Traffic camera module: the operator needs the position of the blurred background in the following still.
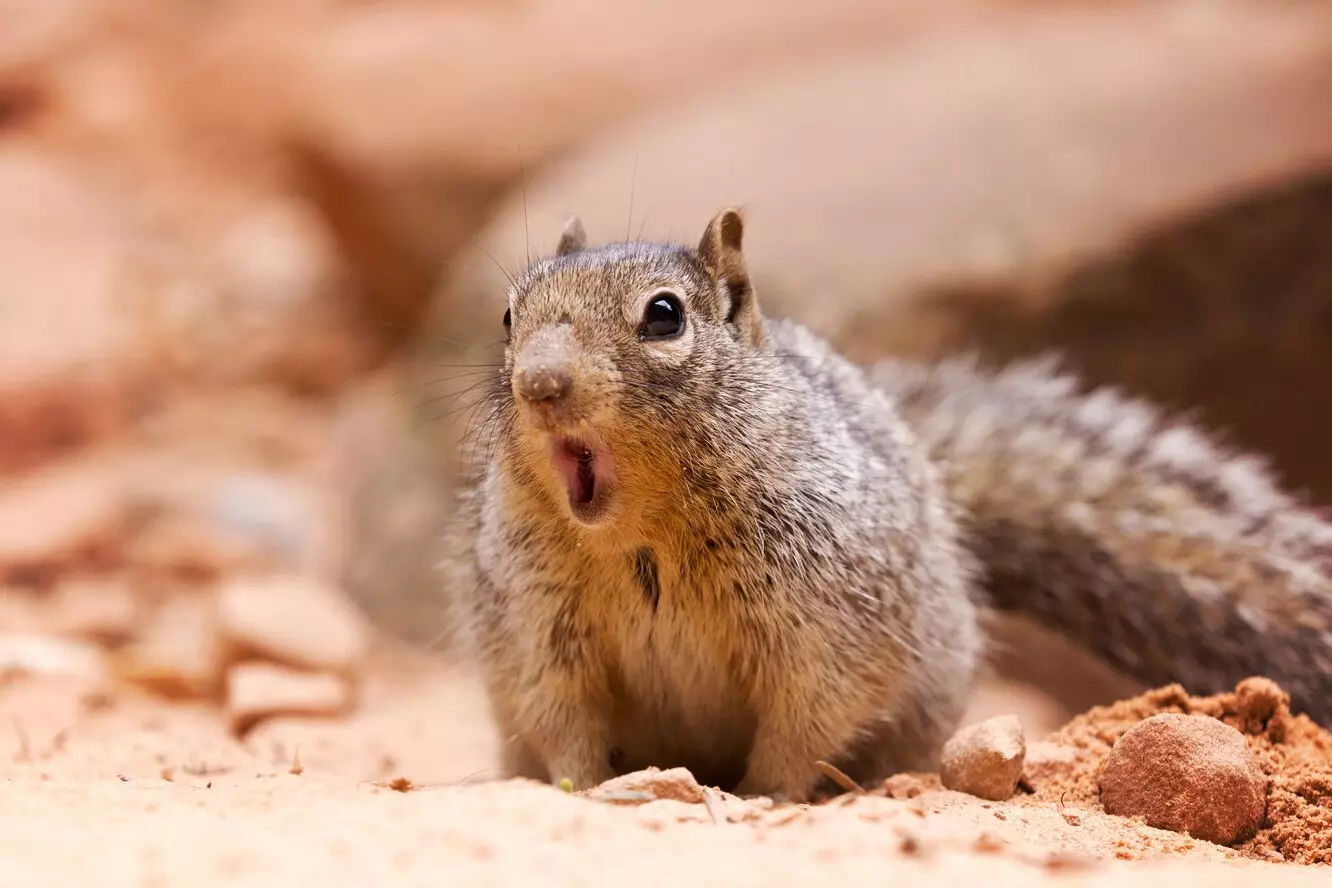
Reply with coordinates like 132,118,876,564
3,0,1332,750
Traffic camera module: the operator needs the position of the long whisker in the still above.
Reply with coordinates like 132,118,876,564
377,320,476,350
410,395,493,432
412,361,506,370
401,368,503,401
518,138,531,265
411,374,505,428
474,404,512,470
478,247,518,290
396,371,503,395
409,377,501,415
626,152,638,241
460,386,508,465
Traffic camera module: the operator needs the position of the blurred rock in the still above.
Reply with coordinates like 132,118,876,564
114,592,222,699
225,661,353,736
218,575,369,674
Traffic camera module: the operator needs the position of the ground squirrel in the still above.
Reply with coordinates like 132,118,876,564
443,208,1332,802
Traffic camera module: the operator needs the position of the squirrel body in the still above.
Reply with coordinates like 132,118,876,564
445,209,1332,801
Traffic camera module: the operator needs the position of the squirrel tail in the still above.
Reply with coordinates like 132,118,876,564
871,355,1332,723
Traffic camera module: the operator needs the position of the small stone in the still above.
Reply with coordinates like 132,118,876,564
1099,713,1267,846
585,767,707,804
218,575,369,673
939,714,1026,801
882,773,929,799
225,662,352,735
1233,677,1290,741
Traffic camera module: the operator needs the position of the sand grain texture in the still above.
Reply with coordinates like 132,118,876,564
4,645,1332,885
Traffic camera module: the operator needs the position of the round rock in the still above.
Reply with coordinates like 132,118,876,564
939,714,1026,801
1099,713,1268,845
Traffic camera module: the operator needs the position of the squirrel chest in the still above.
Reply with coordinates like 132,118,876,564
571,540,764,786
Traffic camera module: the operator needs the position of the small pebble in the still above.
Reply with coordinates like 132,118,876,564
225,662,352,735
1098,713,1267,846
882,773,927,799
940,714,1026,801
585,767,707,804
1233,676,1290,741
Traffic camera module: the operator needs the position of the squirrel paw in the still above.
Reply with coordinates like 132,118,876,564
733,776,809,805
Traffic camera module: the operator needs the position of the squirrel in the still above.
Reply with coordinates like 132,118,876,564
442,207,1332,803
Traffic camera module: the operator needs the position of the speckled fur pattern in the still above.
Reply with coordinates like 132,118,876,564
873,355,1332,723
442,211,1332,802
443,212,980,800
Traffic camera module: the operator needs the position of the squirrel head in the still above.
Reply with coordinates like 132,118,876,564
498,208,766,529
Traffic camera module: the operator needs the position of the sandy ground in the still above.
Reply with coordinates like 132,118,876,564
1,633,1328,887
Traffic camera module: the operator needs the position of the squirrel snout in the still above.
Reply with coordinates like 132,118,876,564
514,337,576,404
514,327,581,407
516,363,573,403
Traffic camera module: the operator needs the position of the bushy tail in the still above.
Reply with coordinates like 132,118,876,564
871,355,1332,723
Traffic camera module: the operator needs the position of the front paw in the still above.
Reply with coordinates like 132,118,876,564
545,755,615,794
733,778,805,805
550,773,613,793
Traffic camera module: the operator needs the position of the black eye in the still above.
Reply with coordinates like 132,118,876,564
502,308,511,331
639,292,685,340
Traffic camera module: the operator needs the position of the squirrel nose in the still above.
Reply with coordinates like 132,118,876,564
514,325,578,404
516,363,573,402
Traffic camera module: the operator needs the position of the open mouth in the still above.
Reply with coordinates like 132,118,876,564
549,436,615,524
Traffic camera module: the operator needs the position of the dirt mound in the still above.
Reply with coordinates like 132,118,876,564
1025,678,1332,865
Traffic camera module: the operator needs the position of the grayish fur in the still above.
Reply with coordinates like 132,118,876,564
873,355,1332,721
440,212,1332,801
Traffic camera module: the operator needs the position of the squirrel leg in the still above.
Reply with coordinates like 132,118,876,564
733,672,869,803
506,645,617,791
494,720,548,783
475,575,618,790
509,683,616,791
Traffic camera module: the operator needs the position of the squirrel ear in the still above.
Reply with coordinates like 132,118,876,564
555,216,587,256
698,208,764,347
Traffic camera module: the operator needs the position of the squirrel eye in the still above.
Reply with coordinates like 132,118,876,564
502,308,511,330
639,292,685,341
